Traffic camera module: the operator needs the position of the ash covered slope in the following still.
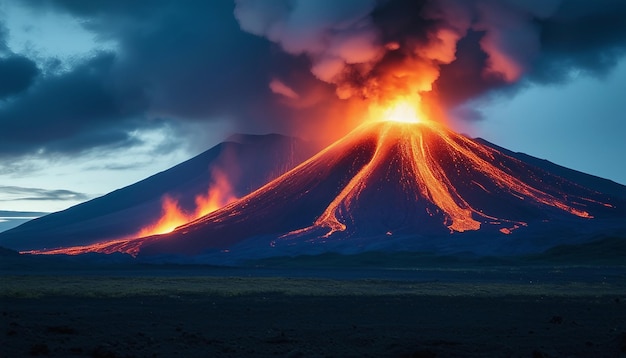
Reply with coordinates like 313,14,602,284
138,121,626,258
0,134,317,251
475,138,626,201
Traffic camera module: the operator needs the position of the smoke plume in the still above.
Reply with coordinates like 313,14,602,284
235,0,626,120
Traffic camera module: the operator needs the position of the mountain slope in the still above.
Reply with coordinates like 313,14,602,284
475,138,626,200
0,134,317,251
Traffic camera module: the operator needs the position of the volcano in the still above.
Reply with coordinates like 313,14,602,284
77,117,623,260
17,118,626,261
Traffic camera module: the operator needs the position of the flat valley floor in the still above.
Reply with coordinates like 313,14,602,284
2,267,626,357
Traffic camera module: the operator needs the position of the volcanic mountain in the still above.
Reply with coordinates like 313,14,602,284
36,116,619,261
11,118,625,261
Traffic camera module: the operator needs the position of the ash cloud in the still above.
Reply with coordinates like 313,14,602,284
235,0,381,84
236,0,626,119
432,0,626,109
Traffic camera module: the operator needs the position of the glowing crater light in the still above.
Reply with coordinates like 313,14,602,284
382,100,422,123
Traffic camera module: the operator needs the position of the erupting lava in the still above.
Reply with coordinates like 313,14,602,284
138,196,190,236
367,97,428,125
380,99,424,124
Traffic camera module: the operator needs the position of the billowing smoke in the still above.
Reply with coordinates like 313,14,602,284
235,0,381,86
235,0,626,120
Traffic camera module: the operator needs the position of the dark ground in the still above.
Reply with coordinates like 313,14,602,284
2,265,626,358
3,293,626,357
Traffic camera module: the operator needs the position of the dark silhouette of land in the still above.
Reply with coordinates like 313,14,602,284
2,250,625,357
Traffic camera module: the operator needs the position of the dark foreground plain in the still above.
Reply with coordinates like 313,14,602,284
2,263,626,358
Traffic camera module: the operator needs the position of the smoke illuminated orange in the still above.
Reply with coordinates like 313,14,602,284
137,168,238,237
26,168,238,256
137,196,189,236
194,169,237,218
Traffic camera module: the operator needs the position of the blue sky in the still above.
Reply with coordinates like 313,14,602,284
1,0,625,214
466,58,626,184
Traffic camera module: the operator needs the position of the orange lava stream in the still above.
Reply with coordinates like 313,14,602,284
289,112,594,238
434,127,593,219
407,124,481,232
21,237,147,257
309,121,482,237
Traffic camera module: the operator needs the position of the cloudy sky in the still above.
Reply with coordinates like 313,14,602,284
1,0,625,213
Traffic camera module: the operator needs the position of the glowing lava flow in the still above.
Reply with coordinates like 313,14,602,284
284,103,594,239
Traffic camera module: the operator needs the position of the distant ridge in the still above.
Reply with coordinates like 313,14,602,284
0,134,317,251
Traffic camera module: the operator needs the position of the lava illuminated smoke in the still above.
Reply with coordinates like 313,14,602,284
137,168,237,237
25,168,238,256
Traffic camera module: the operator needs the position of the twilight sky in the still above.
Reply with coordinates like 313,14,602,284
1,0,625,214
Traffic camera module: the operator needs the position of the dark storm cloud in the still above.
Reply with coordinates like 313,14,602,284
531,1,626,84
0,20,40,99
0,55,39,98
0,53,148,156
2,0,304,159
0,21,7,52
0,185,90,202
